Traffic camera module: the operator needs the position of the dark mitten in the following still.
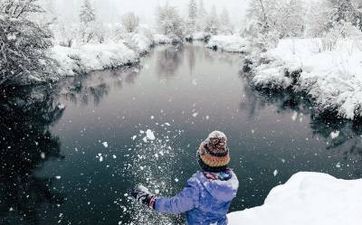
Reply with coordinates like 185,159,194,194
130,185,156,209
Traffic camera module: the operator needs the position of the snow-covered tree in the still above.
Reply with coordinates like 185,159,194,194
121,12,140,33
305,0,332,37
80,0,95,25
327,0,362,30
204,5,219,34
186,0,198,35
196,0,207,31
156,3,185,39
0,0,57,85
278,0,304,38
219,8,233,34
79,0,97,43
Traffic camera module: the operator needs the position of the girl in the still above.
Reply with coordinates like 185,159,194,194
131,131,239,225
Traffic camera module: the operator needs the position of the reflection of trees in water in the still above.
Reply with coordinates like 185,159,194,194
156,45,184,78
60,67,140,105
0,85,65,225
240,74,362,175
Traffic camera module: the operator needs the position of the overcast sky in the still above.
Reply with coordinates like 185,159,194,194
51,0,250,26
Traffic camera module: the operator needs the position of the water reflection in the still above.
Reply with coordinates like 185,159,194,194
59,67,140,106
240,75,362,175
0,86,64,225
156,45,185,78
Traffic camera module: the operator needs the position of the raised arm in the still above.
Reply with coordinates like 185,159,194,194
131,177,200,214
155,180,200,214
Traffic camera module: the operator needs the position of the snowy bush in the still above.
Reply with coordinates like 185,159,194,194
0,0,58,85
121,12,140,33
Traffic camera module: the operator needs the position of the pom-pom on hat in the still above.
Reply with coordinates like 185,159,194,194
197,131,230,172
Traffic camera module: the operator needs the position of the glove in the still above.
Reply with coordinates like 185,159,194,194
130,185,156,209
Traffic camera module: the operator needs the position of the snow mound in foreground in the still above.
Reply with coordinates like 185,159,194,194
207,35,248,53
228,172,362,225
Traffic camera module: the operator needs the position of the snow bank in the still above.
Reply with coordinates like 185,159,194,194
206,35,249,53
153,34,173,45
191,32,210,41
247,38,362,119
124,33,154,54
49,42,139,77
228,172,362,225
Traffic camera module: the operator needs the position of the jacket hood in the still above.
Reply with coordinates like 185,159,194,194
197,170,239,202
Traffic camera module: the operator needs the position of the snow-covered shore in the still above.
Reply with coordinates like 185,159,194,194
50,42,139,77
244,38,362,120
206,35,249,53
228,172,362,225
49,32,174,78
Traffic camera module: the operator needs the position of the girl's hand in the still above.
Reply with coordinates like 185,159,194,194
130,185,156,209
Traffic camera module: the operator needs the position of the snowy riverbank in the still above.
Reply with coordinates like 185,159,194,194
244,38,362,120
49,32,176,78
228,172,362,225
206,35,249,53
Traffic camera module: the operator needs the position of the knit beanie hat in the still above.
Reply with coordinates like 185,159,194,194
197,131,230,172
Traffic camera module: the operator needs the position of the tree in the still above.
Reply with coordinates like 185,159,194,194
186,0,198,34
156,3,185,39
121,12,140,33
79,0,97,43
219,7,233,34
278,0,304,38
327,0,362,30
0,0,57,86
196,0,207,31
204,5,219,34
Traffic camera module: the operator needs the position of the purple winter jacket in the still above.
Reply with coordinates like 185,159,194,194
154,170,239,225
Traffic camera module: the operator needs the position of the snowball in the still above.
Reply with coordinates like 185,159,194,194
330,131,340,139
146,129,156,141
102,142,108,148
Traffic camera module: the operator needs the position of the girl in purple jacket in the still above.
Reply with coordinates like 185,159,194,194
131,131,239,225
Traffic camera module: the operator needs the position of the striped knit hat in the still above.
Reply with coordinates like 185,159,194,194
197,131,230,172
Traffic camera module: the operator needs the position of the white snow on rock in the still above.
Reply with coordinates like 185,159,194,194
207,35,249,53
249,38,362,119
228,172,362,225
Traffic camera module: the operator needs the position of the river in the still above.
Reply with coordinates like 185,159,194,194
1,44,362,225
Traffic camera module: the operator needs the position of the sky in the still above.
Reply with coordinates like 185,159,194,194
50,0,250,26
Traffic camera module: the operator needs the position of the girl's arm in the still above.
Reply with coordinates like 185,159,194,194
131,178,200,214
154,180,199,214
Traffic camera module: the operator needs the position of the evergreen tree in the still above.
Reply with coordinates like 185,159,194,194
188,0,198,21
328,0,362,30
80,0,96,25
219,7,233,34
186,0,198,35
0,0,57,85
79,0,97,43
196,0,207,31
204,5,219,34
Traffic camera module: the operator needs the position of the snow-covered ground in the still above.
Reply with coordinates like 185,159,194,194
49,30,180,78
228,172,362,225
49,42,139,77
246,38,362,119
206,35,249,53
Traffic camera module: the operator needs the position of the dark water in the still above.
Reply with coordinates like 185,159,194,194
1,44,362,225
